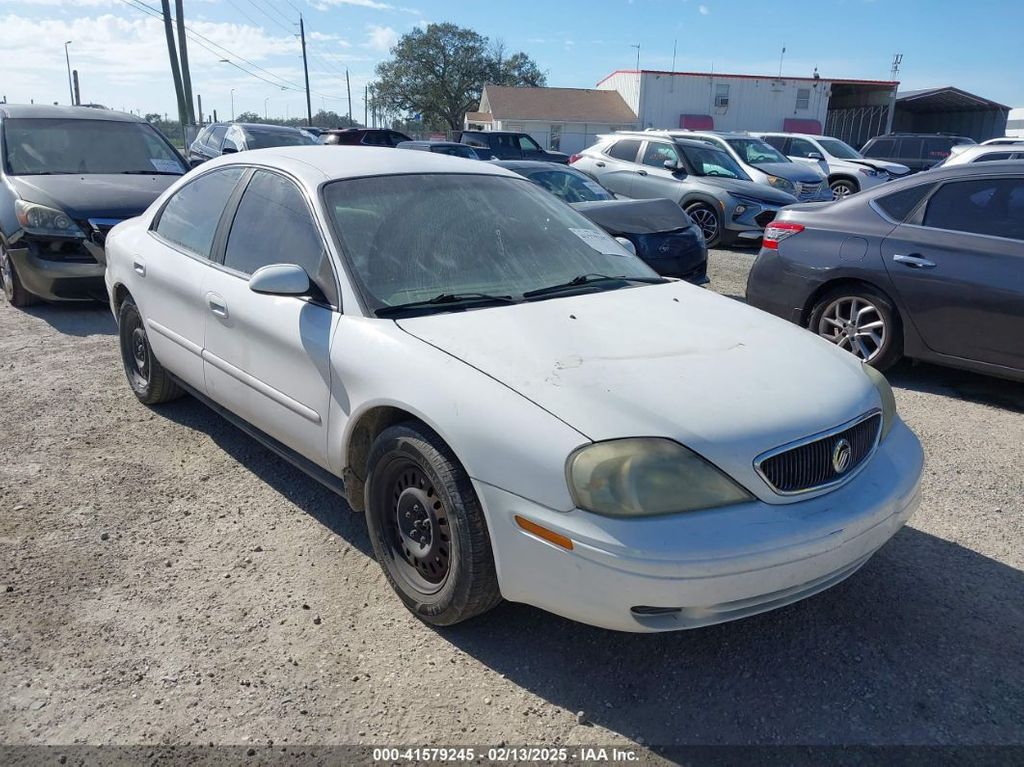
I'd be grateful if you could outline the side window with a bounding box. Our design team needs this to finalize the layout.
[388,132,409,146]
[762,135,787,152]
[899,137,924,159]
[462,134,489,148]
[975,152,1013,163]
[864,138,895,158]
[223,170,338,304]
[641,141,680,168]
[193,126,212,146]
[208,125,228,149]
[154,167,246,258]
[922,178,1024,240]
[796,88,811,110]
[875,182,936,221]
[788,138,819,158]
[606,139,641,162]
[517,135,542,152]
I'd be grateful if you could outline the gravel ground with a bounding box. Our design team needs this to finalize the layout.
[1,248,1022,751]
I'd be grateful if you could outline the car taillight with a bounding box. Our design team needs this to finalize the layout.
[762,221,805,250]
[568,153,582,164]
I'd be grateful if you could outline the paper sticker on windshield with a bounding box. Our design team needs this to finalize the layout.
[150,158,182,173]
[569,227,628,256]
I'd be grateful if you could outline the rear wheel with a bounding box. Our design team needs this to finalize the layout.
[118,296,184,404]
[809,285,902,370]
[0,243,41,307]
[830,179,858,200]
[684,202,722,247]
[365,422,501,626]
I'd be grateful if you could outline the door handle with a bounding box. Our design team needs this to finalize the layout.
[132,259,146,276]
[636,170,648,176]
[893,254,937,269]
[595,161,605,167]
[206,292,228,319]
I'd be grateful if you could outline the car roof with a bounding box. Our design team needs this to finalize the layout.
[603,131,723,150]
[197,145,522,187]
[870,132,972,138]
[0,103,146,122]
[491,160,576,172]
[403,140,465,147]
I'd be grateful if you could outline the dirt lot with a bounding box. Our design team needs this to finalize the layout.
[1,248,1022,750]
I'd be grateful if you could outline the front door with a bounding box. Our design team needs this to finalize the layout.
[633,140,685,200]
[881,174,1024,370]
[202,169,340,467]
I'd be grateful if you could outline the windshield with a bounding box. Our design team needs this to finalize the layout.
[525,168,613,202]
[324,173,657,314]
[243,128,317,149]
[2,118,186,175]
[725,137,790,166]
[818,138,862,160]
[678,144,749,180]
[432,144,480,159]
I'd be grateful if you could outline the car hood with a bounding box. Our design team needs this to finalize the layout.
[397,281,879,502]
[752,162,825,183]
[9,174,182,220]
[694,175,799,205]
[571,198,692,234]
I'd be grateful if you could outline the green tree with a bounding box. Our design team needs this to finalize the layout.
[374,23,546,130]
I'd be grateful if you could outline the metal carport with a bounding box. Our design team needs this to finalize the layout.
[892,87,1009,141]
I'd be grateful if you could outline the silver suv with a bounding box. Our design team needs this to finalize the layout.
[571,132,798,247]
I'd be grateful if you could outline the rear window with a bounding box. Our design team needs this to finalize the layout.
[874,182,936,221]
[243,128,315,150]
[606,139,641,161]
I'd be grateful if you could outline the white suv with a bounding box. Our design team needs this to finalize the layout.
[756,132,910,199]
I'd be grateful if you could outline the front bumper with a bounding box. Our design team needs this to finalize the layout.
[7,240,105,301]
[477,419,923,632]
[722,202,788,245]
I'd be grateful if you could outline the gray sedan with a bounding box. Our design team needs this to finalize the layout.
[746,162,1024,381]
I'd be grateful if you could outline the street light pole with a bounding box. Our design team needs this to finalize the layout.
[264,97,269,120]
[230,88,235,120]
[64,41,74,105]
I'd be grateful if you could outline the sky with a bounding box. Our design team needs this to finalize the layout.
[1,0,1021,122]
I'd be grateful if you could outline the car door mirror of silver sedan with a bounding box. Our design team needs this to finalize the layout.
[614,237,637,256]
[664,159,686,175]
[248,263,311,296]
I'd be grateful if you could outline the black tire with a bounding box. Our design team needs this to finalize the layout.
[118,296,184,405]
[0,242,41,307]
[809,285,903,370]
[830,179,858,200]
[684,202,722,248]
[364,422,501,626]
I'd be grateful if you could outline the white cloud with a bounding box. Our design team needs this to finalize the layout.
[364,24,398,52]
[699,4,710,14]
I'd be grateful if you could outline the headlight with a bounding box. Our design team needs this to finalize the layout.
[566,438,754,518]
[15,200,85,238]
[766,175,795,192]
[863,364,897,441]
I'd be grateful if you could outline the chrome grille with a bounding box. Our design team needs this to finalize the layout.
[755,412,882,495]
[796,181,825,200]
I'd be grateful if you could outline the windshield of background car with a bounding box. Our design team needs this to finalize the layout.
[324,173,657,312]
[678,144,750,180]
[526,168,613,202]
[725,138,790,166]
[243,128,317,149]
[432,144,480,159]
[2,118,186,175]
[818,138,862,160]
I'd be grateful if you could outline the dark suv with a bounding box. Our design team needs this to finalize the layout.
[320,128,412,147]
[458,131,569,163]
[861,133,976,172]
[0,104,187,306]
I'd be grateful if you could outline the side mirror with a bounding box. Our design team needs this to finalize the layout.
[807,152,823,160]
[664,159,685,174]
[248,263,311,296]
[614,236,637,256]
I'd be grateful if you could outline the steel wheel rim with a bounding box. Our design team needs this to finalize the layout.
[831,183,852,201]
[817,296,886,361]
[0,248,13,301]
[121,313,151,387]
[382,461,451,595]
[688,206,719,241]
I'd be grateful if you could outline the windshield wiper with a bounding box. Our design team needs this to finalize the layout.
[119,170,184,175]
[522,273,664,300]
[375,292,518,317]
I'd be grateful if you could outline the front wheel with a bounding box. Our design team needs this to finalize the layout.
[0,243,41,307]
[809,286,902,370]
[118,296,184,404]
[830,179,858,200]
[365,422,501,626]
[684,202,722,248]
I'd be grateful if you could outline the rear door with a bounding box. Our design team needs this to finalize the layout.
[201,168,339,467]
[142,166,247,389]
[880,174,1024,370]
[590,138,643,197]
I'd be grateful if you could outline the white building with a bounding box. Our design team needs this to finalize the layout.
[464,85,639,155]
[597,69,900,148]
[1007,108,1024,138]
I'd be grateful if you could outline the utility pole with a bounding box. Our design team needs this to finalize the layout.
[175,0,196,125]
[63,41,74,105]
[197,93,203,125]
[72,71,81,106]
[346,69,352,124]
[364,84,368,127]
[778,44,786,79]
[160,0,188,138]
[299,15,313,126]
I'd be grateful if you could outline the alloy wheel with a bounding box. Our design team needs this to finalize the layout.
[816,296,887,361]
[0,247,14,302]
[385,462,452,595]
[687,206,720,243]
[831,183,854,201]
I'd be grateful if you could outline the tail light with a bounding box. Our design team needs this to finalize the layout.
[568,153,582,164]
[762,221,805,250]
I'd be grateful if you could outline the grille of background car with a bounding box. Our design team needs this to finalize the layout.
[795,182,825,200]
[756,413,882,494]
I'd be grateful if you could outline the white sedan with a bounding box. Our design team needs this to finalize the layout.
[105,147,923,632]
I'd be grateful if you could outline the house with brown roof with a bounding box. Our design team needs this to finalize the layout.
[464,85,639,155]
